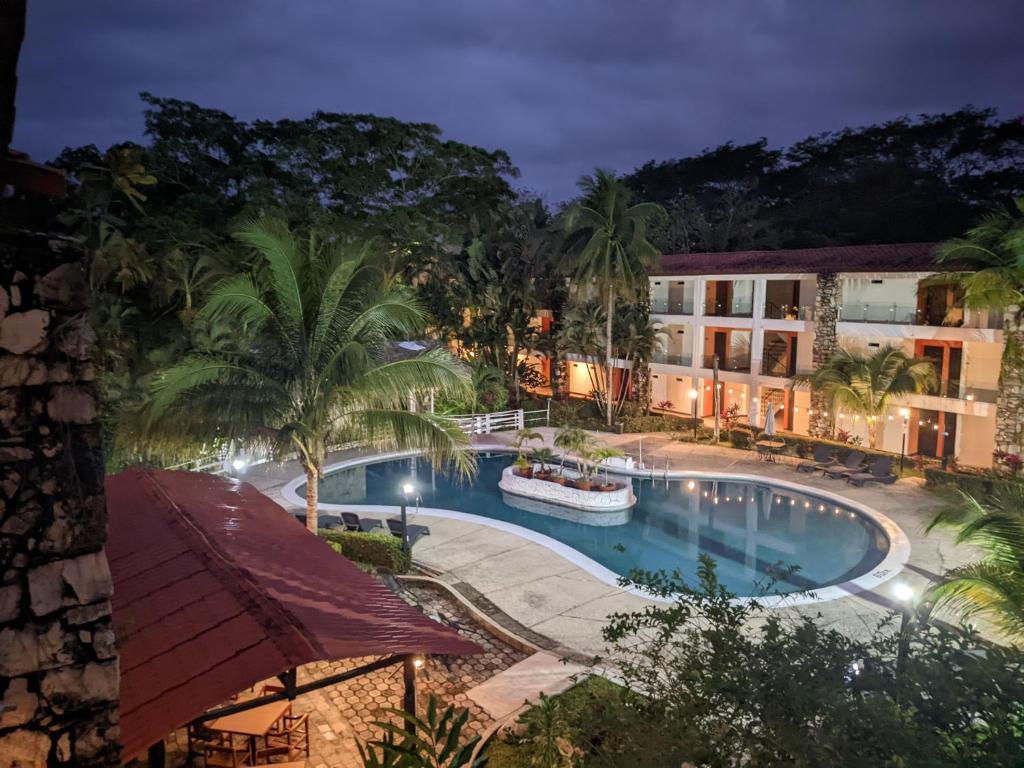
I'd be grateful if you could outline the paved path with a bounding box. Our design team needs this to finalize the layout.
[238,430,979,657]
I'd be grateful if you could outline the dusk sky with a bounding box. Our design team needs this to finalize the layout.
[16,1,1023,201]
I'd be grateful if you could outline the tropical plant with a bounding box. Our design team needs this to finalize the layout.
[531,447,558,474]
[358,695,486,768]
[146,217,474,531]
[562,169,664,426]
[791,345,937,448]
[553,427,590,473]
[938,198,1024,455]
[513,428,544,459]
[588,445,625,484]
[924,483,1024,639]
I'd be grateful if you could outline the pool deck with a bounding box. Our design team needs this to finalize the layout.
[240,429,977,657]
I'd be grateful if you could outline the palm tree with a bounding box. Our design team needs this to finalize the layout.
[791,345,937,448]
[147,217,475,531]
[924,483,1024,640]
[562,169,664,425]
[937,199,1024,455]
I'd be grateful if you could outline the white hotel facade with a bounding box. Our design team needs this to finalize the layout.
[561,243,1006,468]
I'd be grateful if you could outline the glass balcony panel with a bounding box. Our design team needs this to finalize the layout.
[650,298,694,315]
[701,354,751,373]
[651,353,692,366]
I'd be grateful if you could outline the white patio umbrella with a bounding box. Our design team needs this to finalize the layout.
[763,405,777,436]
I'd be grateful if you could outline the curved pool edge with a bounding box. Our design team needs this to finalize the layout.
[281,449,911,609]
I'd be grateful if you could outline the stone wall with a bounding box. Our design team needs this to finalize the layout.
[0,231,119,766]
[808,273,840,439]
[995,311,1024,456]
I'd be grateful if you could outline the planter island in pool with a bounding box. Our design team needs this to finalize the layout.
[497,465,636,526]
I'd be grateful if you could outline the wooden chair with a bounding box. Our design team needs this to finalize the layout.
[259,713,311,762]
[185,723,220,765]
[203,736,254,767]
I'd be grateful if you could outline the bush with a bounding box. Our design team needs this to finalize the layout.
[729,427,755,449]
[923,467,1017,498]
[318,529,411,573]
[490,557,1024,767]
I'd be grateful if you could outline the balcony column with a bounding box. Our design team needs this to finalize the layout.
[691,278,706,369]
[750,279,767,375]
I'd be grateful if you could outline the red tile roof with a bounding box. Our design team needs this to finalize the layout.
[106,468,478,763]
[654,242,939,276]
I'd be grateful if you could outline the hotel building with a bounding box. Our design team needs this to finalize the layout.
[559,243,1007,468]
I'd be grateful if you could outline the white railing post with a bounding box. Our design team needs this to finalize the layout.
[484,413,492,433]
[545,398,551,426]
[516,409,524,430]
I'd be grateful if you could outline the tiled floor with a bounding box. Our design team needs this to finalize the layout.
[158,582,529,767]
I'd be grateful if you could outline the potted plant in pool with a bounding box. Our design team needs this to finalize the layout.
[591,446,625,491]
[554,427,589,475]
[513,454,533,478]
[531,447,558,481]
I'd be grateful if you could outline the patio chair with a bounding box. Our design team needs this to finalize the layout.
[821,451,866,479]
[796,444,836,473]
[341,512,383,532]
[386,517,431,546]
[847,456,898,486]
[204,737,254,768]
[186,722,221,765]
[259,713,310,762]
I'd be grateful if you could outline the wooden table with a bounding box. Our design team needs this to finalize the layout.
[207,700,291,763]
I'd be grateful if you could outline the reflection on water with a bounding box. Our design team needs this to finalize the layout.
[313,454,888,597]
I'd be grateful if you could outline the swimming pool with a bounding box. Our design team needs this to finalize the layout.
[294,453,899,599]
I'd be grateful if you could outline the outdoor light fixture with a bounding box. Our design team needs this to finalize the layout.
[689,388,699,440]
[892,582,915,602]
[687,480,696,491]
[399,483,415,553]
[413,657,425,669]
[231,458,246,472]
[897,407,911,471]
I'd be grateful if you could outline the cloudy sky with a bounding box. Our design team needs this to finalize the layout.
[15,1,1023,201]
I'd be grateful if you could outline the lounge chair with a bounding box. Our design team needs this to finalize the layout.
[796,444,836,473]
[847,456,898,486]
[386,517,431,546]
[341,512,383,532]
[821,451,866,479]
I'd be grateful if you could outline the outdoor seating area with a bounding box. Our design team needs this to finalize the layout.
[189,696,308,766]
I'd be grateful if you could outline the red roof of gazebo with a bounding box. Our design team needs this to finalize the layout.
[106,468,478,762]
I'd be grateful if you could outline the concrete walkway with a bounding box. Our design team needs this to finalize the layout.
[238,430,977,657]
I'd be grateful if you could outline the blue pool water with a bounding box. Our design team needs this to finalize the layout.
[311,454,889,597]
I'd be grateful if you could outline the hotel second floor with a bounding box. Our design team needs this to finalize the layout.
[542,243,1008,469]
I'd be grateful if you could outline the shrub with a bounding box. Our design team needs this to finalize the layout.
[923,467,1017,498]
[319,530,411,573]
[729,427,755,450]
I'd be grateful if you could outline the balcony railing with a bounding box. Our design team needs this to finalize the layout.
[701,354,751,373]
[704,300,754,318]
[924,379,1000,404]
[763,303,815,321]
[650,298,694,315]
[651,353,692,367]
[761,357,797,378]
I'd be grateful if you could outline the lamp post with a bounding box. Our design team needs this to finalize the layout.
[400,482,414,553]
[898,407,910,472]
[689,388,699,441]
[892,581,917,675]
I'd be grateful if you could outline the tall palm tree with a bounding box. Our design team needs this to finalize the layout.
[563,169,664,425]
[791,345,937,448]
[147,218,474,531]
[924,483,1024,640]
[937,198,1024,455]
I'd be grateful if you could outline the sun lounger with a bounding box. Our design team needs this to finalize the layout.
[386,517,430,546]
[796,444,836,473]
[822,451,866,479]
[847,456,898,486]
[341,512,383,532]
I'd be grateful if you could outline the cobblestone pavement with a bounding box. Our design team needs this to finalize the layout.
[157,582,529,767]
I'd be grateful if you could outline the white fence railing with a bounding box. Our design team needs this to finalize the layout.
[446,404,551,435]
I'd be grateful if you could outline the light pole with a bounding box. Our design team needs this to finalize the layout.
[898,407,910,472]
[893,581,917,675]
[689,388,699,441]
[400,482,414,553]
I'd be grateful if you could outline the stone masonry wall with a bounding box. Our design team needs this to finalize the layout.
[0,231,119,767]
[808,273,840,439]
[995,311,1024,456]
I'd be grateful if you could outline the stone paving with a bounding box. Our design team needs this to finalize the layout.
[155,581,529,767]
